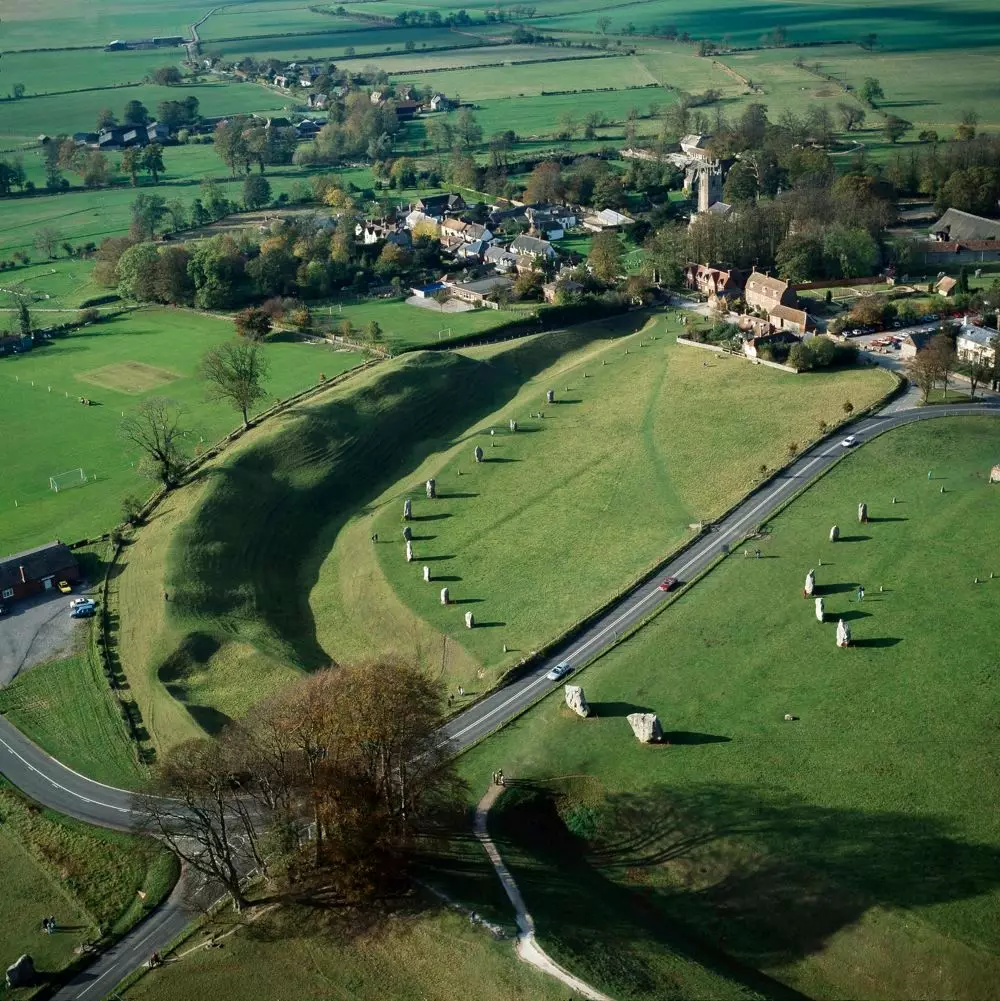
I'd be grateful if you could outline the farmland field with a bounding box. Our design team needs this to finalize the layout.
[0,307,364,554]
[0,258,104,310]
[456,415,1000,1001]
[112,311,893,754]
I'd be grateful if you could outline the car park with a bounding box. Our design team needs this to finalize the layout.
[546,661,573,681]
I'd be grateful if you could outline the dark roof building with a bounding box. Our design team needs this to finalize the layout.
[0,541,79,603]
[414,193,465,217]
[931,208,1000,243]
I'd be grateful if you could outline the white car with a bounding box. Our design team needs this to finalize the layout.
[546,661,573,681]
[840,435,858,448]
[69,596,95,608]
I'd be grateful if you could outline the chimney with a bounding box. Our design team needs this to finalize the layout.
[19,565,26,583]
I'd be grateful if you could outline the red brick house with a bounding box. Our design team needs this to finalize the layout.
[0,541,79,603]
[684,263,746,299]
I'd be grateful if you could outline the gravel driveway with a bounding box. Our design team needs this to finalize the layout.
[0,583,95,685]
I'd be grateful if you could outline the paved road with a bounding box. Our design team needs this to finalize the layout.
[1,400,997,998]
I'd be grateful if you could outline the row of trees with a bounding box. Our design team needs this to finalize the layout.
[135,661,457,912]
[907,330,999,402]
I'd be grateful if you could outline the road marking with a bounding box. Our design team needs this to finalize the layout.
[0,731,130,815]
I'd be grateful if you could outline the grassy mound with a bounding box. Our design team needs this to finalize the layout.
[456,416,1000,1000]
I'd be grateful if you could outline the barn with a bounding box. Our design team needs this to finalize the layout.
[0,541,80,603]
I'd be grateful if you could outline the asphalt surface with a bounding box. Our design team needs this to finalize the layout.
[1,400,998,999]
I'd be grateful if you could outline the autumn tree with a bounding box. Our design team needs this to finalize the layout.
[905,348,939,403]
[927,331,956,399]
[201,339,270,427]
[233,306,273,341]
[588,230,624,282]
[120,397,190,487]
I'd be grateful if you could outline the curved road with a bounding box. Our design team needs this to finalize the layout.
[2,401,998,998]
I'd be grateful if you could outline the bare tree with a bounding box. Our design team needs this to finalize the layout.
[927,332,957,399]
[200,340,269,428]
[120,398,189,487]
[967,356,991,398]
[34,225,62,258]
[906,349,939,404]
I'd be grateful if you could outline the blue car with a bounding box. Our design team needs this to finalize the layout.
[70,604,96,619]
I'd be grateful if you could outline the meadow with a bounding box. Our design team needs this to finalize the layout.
[121,898,572,1001]
[112,311,892,754]
[0,258,104,310]
[0,780,178,993]
[456,415,1000,1001]
[0,307,364,554]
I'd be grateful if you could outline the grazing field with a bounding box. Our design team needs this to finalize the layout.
[0,780,178,992]
[117,311,892,752]
[457,416,1000,1001]
[0,259,104,310]
[0,307,364,554]
[0,48,184,98]
[121,900,572,1001]
[197,3,373,40]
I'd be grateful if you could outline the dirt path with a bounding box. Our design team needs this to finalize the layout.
[474,784,613,1001]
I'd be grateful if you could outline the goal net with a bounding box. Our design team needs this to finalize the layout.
[49,468,87,493]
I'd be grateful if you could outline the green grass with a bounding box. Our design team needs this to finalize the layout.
[121,899,572,1001]
[0,48,184,98]
[456,416,1000,1001]
[0,258,104,310]
[322,297,533,352]
[0,307,364,554]
[118,310,892,750]
[0,780,178,993]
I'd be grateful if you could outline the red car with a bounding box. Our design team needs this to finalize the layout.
[658,576,679,592]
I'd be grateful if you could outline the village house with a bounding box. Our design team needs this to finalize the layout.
[429,93,454,112]
[900,329,936,359]
[582,208,635,232]
[307,93,329,110]
[930,207,1000,243]
[743,330,800,361]
[525,205,576,240]
[934,276,957,297]
[956,320,998,364]
[405,210,438,233]
[411,193,466,221]
[370,89,385,104]
[510,234,556,268]
[0,541,79,604]
[394,100,422,121]
[679,134,713,161]
[543,278,584,303]
[684,263,746,299]
[446,275,514,306]
[455,240,487,261]
[439,218,493,247]
[484,245,518,272]
[769,303,810,335]
[744,270,798,314]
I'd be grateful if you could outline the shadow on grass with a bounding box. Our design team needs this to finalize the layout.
[437,491,479,499]
[431,574,462,582]
[474,621,506,628]
[589,701,657,717]
[484,456,521,463]
[837,609,872,622]
[422,554,456,562]
[453,598,483,605]
[470,781,1000,999]
[851,637,903,648]
[413,512,452,522]
[814,582,858,596]
[837,534,871,543]
[868,517,908,523]
[662,731,732,745]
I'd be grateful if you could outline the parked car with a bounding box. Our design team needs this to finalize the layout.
[658,576,679,592]
[57,580,72,594]
[70,604,96,618]
[545,661,573,681]
[70,597,95,609]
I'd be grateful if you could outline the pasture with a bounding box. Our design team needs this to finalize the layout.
[0,307,364,554]
[457,415,1000,1001]
[115,311,892,752]
[0,258,103,310]
[121,898,571,1001]
[0,780,178,991]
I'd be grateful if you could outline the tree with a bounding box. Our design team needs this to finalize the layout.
[152,65,183,86]
[588,231,623,282]
[524,161,563,203]
[514,270,543,301]
[214,118,252,176]
[12,83,26,100]
[243,173,272,210]
[96,108,118,131]
[823,225,878,279]
[927,331,956,399]
[201,340,270,427]
[120,146,142,187]
[883,115,908,144]
[233,306,273,341]
[82,151,111,188]
[120,398,189,487]
[956,110,978,143]
[130,193,167,240]
[967,356,991,399]
[842,399,854,417]
[836,102,866,132]
[13,299,32,340]
[123,100,150,126]
[141,143,165,184]
[364,320,382,344]
[596,15,612,32]
[905,349,938,403]
[454,107,483,150]
[116,242,161,300]
[860,77,884,106]
[34,226,61,258]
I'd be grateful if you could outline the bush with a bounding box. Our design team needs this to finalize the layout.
[78,307,101,324]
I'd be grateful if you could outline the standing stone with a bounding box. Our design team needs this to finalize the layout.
[405,540,413,562]
[627,712,663,743]
[403,498,412,521]
[804,569,816,597]
[440,587,450,605]
[509,419,518,432]
[423,566,431,583]
[402,525,412,541]
[836,618,852,648]
[426,478,436,499]
[546,389,555,404]
[829,525,839,542]
[858,502,868,524]
[5,956,36,990]
[990,464,1000,484]
[814,597,825,622]
[465,611,475,629]
[474,445,484,463]
[564,685,590,717]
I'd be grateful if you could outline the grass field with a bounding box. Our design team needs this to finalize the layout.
[0,307,364,555]
[121,899,572,1001]
[113,310,892,753]
[0,780,178,992]
[455,415,1000,1001]
[0,258,104,310]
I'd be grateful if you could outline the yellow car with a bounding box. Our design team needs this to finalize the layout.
[57,580,72,594]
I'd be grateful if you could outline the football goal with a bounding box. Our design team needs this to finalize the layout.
[49,468,87,493]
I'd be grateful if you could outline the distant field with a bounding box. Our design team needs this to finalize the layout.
[0,80,288,144]
[0,258,103,310]
[197,2,372,40]
[0,48,185,97]
[458,416,1000,1001]
[0,307,364,554]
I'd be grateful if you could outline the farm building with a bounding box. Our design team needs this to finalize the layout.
[0,541,79,603]
[930,208,1000,243]
[582,208,635,232]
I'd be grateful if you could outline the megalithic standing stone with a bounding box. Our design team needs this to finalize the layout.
[804,569,816,597]
[815,596,824,622]
[403,498,412,521]
[464,611,475,629]
[423,566,431,583]
[402,525,412,541]
[509,419,518,432]
[405,540,413,562]
[858,502,868,523]
[474,445,484,463]
[426,478,436,499]
[829,524,839,542]
[546,389,555,404]
[440,587,450,605]
[836,618,852,647]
